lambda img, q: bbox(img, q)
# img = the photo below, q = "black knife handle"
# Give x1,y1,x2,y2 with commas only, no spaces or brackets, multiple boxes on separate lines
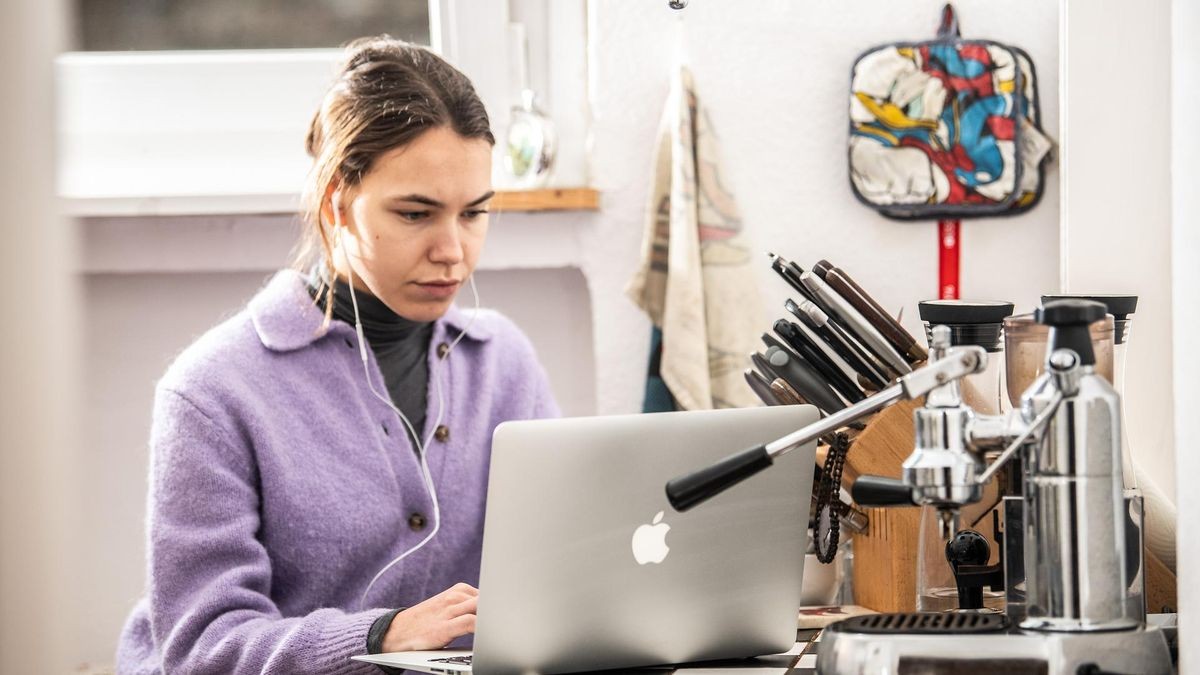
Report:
789,301,890,389
666,444,773,512
773,319,865,403
850,475,916,507
764,346,846,414
743,368,781,406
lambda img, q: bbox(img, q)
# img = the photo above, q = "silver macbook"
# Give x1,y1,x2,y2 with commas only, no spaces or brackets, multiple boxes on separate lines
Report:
353,404,817,674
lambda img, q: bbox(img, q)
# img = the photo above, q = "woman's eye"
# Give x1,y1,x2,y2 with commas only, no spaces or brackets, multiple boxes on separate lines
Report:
462,210,489,221
395,211,430,223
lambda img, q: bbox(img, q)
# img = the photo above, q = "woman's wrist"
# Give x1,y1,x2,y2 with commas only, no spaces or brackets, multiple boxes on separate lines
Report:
367,608,405,654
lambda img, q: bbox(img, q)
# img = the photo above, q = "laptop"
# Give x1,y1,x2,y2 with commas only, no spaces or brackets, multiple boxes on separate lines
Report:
353,404,818,675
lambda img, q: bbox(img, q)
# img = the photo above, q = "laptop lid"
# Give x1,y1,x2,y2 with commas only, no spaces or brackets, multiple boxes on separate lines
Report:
472,405,818,675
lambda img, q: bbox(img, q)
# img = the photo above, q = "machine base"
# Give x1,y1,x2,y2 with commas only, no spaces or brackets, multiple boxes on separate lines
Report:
817,615,1173,675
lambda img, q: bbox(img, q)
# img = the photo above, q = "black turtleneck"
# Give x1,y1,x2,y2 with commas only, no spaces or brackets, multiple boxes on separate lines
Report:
309,271,433,447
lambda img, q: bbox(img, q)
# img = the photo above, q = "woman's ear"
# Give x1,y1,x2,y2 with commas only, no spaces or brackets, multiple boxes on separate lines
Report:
321,178,344,230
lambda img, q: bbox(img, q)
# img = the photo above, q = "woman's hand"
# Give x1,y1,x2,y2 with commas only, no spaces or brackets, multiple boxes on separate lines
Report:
381,583,479,653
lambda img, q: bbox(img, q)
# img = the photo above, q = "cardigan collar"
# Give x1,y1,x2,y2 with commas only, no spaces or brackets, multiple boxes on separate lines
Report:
249,269,493,352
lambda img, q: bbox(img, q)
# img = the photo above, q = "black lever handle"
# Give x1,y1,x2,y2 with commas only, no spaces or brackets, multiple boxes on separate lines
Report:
850,475,916,506
946,529,998,610
666,444,772,512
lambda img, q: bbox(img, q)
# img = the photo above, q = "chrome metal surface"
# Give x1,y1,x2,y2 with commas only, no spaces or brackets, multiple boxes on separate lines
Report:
974,392,1061,486
763,384,903,460
899,347,985,400
815,319,1166,673
1017,360,1134,631
817,621,1173,675
905,406,983,507
1021,476,1136,631
762,347,986,462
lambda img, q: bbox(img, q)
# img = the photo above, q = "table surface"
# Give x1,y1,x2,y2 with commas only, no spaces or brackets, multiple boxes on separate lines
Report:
649,629,821,675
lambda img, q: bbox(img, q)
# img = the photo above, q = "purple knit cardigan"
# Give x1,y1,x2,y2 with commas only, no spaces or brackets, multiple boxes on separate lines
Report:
116,270,559,674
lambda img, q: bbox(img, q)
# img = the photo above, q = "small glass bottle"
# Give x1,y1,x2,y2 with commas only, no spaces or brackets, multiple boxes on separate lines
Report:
915,300,1014,613
501,23,556,188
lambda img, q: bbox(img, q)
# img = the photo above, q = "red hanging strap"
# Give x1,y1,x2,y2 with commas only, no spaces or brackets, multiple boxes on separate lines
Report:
938,219,961,300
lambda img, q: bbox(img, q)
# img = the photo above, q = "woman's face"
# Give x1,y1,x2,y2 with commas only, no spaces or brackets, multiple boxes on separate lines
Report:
330,126,493,322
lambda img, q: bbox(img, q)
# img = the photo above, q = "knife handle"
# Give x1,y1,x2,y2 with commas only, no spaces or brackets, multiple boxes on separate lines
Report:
770,258,818,304
763,329,862,397
773,320,865,403
824,266,928,364
769,378,808,406
744,368,782,406
764,346,846,414
800,271,912,377
812,259,834,279
751,351,779,382
791,303,890,390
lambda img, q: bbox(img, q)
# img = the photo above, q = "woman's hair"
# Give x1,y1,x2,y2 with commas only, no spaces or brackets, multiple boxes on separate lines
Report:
294,36,494,290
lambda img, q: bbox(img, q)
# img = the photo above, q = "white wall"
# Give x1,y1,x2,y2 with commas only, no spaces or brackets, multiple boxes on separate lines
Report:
1172,0,1198,668
0,2,77,674
580,0,1060,415
1060,0,1177,505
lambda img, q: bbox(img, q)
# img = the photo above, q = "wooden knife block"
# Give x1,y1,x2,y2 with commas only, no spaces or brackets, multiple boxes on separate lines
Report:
841,398,922,612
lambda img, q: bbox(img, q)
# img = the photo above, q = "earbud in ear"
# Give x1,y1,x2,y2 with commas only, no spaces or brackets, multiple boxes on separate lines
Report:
331,190,345,229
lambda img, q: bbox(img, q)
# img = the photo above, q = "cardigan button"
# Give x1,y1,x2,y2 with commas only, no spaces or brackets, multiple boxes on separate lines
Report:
408,513,427,531
434,425,450,443
436,342,450,358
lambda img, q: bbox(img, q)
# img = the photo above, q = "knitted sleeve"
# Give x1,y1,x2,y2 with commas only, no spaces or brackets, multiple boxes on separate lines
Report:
144,386,389,674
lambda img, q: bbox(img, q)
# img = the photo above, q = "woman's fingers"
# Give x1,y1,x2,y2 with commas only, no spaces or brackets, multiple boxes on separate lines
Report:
447,594,478,617
446,612,477,636
440,583,479,607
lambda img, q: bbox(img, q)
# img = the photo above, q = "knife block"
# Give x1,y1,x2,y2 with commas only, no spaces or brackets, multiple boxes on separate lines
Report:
842,398,922,612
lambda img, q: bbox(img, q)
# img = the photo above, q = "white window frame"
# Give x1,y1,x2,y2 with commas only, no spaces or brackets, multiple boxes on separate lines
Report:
57,0,588,218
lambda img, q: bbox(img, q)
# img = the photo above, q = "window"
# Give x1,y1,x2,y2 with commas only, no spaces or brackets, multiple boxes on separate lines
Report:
74,0,430,51
58,0,588,217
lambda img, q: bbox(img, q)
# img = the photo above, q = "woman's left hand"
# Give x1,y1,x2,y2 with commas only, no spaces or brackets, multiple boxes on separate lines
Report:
380,582,478,652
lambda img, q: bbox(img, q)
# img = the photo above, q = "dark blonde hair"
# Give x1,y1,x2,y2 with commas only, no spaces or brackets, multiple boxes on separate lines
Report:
294,36,494,307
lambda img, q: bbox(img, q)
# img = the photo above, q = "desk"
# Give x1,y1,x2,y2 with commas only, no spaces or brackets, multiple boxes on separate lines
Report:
652,629,820,675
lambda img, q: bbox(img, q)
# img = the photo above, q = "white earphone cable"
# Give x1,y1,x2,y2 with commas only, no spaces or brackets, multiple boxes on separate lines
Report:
331,205,482,611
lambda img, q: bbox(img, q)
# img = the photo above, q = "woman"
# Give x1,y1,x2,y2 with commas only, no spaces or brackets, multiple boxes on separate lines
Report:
116,37,559,674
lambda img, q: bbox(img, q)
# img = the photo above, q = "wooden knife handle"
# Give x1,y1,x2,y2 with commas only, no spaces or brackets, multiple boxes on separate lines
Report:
824,267,928,363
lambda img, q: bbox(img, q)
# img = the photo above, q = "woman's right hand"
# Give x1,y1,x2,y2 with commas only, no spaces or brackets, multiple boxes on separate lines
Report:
381,583,479,653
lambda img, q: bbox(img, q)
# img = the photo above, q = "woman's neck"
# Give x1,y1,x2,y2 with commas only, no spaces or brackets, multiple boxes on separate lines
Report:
309,266,431,349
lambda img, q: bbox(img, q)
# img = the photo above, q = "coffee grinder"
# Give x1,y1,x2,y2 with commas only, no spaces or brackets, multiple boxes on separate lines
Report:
666,300,1172,674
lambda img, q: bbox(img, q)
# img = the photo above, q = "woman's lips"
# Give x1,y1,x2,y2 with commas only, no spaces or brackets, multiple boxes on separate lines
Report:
413,280,461,300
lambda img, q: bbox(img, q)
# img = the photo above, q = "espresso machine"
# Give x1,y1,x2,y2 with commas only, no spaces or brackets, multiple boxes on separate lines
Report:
666,300,1173,674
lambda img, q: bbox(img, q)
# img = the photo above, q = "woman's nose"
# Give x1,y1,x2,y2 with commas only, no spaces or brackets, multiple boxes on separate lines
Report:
428,219,465,266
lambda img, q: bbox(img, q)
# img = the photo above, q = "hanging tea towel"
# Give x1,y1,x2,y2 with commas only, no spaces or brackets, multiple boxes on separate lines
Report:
626,67,763,411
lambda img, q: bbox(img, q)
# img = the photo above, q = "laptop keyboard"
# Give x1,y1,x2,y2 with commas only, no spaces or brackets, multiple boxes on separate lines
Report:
430,655,473,666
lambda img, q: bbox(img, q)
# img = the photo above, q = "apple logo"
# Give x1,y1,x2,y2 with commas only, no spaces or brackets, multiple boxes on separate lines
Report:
631,511,671,565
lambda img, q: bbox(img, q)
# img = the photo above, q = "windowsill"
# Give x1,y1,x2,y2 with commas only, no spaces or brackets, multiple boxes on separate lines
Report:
63,187,599,218
56,14,591,219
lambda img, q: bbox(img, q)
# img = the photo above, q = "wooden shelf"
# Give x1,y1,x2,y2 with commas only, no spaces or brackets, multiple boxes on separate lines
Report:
493,188,599,212
65,187,601,218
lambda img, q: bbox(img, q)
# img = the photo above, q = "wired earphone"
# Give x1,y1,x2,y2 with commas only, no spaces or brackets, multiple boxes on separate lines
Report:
330,192,482,611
